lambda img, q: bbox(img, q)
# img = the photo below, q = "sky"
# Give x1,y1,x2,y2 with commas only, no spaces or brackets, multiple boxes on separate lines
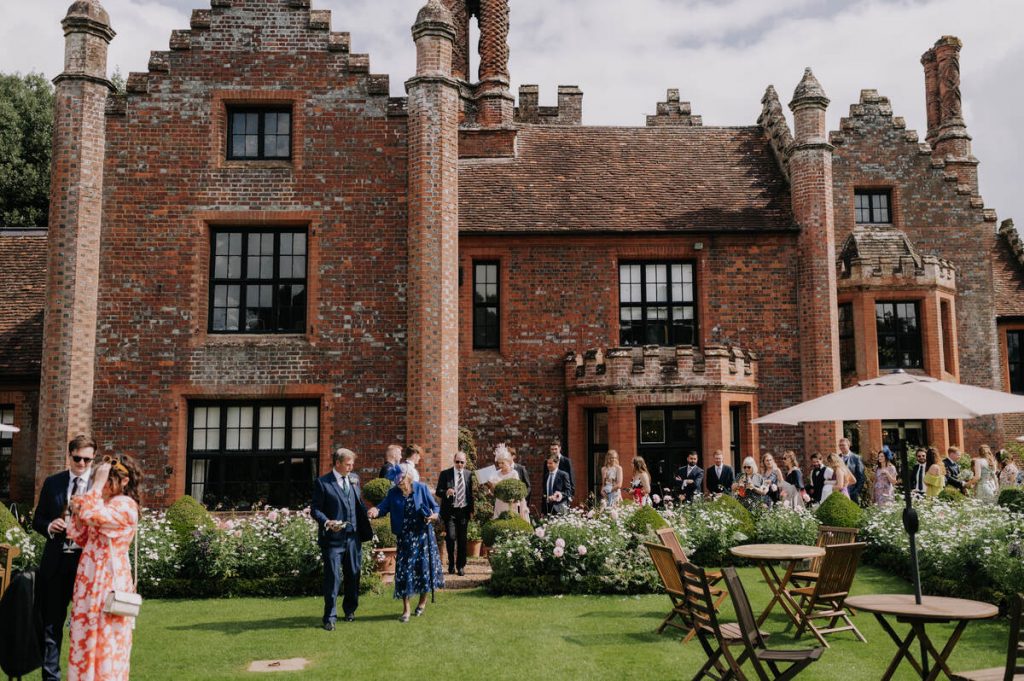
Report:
2,0,1021,232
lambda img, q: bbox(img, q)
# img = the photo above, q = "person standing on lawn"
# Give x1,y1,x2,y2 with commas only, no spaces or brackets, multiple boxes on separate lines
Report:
838,438,865,503
943,445,967,493
541,452,572,516
675,451,703,503
807,452,826,504
705,449,734,496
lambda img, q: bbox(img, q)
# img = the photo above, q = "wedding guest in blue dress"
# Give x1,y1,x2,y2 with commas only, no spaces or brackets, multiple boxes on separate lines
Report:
368,463,444,622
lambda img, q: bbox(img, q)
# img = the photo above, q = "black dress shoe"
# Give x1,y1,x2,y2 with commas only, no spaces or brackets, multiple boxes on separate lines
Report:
457,568,465,576
448,567,455,575
343,614,355,622
323,622,335,631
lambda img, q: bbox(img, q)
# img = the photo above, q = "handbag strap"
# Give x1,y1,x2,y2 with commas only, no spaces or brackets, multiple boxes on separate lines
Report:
103,513,140,593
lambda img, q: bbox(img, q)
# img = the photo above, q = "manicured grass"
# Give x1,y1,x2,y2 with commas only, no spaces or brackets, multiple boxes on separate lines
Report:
31,566,1008,680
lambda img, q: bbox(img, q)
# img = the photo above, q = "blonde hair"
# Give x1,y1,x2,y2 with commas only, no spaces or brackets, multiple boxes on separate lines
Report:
632,456,649,474
782,450,799,471
604,449,619,467
826,453,853,486
978,444,998,470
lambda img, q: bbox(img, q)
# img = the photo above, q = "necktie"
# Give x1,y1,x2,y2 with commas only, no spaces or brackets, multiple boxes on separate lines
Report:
71,477,81,497
547,473,554,497
917,466,924,491
455,472,465,507
341,476,349,493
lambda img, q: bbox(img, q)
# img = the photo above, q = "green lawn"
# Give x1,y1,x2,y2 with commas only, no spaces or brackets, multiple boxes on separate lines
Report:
32,567,1008,680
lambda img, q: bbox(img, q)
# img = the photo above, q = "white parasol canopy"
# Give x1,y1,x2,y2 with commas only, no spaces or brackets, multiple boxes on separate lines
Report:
752,370,1024,425
0,423,19,433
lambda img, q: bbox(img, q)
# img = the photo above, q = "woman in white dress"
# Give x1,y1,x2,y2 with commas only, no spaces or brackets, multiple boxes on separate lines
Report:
601,449,623,508
970,444,1000,503
819,461,836,504
489,445,530,521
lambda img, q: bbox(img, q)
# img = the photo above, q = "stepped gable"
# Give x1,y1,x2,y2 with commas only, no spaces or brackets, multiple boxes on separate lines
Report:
995,219,1024,317
0,229,47,377
459,126,794,233
646,89,702,127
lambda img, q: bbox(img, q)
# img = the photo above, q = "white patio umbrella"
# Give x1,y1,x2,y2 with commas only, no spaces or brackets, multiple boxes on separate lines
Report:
753,369,1024,604
0,424,19,433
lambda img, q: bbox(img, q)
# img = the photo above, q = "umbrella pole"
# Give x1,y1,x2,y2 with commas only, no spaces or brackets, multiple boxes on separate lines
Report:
899,440,923,605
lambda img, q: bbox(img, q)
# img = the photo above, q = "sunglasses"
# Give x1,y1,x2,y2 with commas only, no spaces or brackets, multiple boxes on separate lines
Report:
71,455,94,464
454,460,466,465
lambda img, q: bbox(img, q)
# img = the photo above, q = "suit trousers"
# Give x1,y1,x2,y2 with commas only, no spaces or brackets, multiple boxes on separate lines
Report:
41,550,81,681
443,507,470,570
321,536,361,623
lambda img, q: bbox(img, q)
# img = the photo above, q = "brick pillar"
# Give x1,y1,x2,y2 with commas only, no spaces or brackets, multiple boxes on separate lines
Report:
36,0,115,493
405,1,460,475
474,0,513,126
789,68,840,457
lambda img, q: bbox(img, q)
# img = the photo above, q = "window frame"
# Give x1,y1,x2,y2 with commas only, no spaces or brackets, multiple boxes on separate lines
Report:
618,260,699,348
1008,330,1024,395
854,189,893,225
226,106,293,161
0,405,13,498
838,302,856,372
208,227,308,335
875,300,923,370
472,260,500,350
185,399,320,509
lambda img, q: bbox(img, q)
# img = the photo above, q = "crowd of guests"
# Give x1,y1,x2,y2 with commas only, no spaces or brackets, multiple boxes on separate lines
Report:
31,435,142,681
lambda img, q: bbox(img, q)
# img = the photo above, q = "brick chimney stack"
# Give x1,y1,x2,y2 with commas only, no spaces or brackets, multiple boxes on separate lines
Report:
788,68,841,456
405,0,461,475
36,0,115,491
474,0,513,126
922,37,978,191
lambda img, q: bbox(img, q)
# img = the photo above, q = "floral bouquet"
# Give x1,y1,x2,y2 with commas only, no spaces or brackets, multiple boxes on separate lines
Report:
957,467,974,484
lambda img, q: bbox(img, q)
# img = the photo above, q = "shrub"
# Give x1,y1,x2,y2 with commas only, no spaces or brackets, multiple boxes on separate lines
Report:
752,505,819,546
710,495,755,537
494,478,527,503
937,486,966,504
458,427,477,468
473,498,494,524
481,515,532,546
362,478,392,506
467,519,482,541
0,503,19,537
623,504,668,534
815,493,864,528
997,487,1024,514
165,495,214,543
371,517,396,548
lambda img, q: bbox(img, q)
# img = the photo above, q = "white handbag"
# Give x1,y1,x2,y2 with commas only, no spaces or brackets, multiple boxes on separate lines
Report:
102,529,141,619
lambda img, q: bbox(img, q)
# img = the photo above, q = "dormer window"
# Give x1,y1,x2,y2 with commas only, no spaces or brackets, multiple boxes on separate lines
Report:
855,190,891,224
227,107,291,160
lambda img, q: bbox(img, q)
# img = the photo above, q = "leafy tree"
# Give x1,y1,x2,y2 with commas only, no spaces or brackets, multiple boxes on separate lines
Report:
0,72,53,226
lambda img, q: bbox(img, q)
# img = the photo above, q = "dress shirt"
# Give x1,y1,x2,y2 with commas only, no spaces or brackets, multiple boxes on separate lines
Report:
332,469,350,492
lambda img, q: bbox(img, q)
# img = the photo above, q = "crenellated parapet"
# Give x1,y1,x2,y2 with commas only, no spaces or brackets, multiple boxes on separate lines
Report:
837,226,957,291
646,89,702,127
999,219,1024,270
514,85,583,125
758,85,793,182
564,345,758,394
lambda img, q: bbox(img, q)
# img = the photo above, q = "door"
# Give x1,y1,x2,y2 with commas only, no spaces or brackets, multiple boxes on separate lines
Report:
636,407,701,496
586,409,609,503
882,420,926,450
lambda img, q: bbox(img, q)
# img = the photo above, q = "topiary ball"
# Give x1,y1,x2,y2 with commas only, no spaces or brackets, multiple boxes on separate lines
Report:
481,516,532,546
370,517,397,548
494,478,528,503
997,487,1024,514
624,505,668,534
711,494,756,537
814,492,864,528
165,494,215,543
362,477,393,506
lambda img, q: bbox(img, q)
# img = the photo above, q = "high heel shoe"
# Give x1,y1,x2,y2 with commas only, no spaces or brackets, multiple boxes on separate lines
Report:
399,613,410,623
413,605,425,617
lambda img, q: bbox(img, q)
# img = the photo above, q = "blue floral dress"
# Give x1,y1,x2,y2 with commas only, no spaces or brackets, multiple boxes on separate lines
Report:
393,494,445,599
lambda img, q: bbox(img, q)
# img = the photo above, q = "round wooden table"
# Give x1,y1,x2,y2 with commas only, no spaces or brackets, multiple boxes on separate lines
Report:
845,594,998,680
729,544,825,629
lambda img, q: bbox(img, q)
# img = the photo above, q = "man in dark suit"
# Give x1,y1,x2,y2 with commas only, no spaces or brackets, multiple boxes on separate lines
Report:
541,453,572,516
705,449,734,495
311,447,371,630
943,445,966,493
808,452,826,504
675,450,704,503
32,434,96,681
839,438,866,504
912,448,928,495
510,447,531,507
435,451,474,576
549,439,574,502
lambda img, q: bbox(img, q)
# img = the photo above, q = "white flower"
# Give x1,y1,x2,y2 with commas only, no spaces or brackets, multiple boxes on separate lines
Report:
555,537,566,548
577,545,587,556
553,546,564,558
535,527,546,538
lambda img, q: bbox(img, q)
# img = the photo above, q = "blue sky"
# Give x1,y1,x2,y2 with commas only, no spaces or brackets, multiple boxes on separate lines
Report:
3,0,1021,231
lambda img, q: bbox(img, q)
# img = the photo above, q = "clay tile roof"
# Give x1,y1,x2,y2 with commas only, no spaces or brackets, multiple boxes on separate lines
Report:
994,222,1024,318
0,229,47,377
459,126,794,233
839,226,919,266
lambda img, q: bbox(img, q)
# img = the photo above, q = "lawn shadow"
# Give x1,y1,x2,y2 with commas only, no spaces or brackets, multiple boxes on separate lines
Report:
577,609,665,619
563,632,665,646
165,613,405,635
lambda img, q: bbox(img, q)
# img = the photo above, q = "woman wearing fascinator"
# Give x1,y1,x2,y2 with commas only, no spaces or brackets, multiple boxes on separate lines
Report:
368,463,445,622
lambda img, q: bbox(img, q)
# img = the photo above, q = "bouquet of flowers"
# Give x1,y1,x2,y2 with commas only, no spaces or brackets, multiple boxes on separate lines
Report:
957,467,974,484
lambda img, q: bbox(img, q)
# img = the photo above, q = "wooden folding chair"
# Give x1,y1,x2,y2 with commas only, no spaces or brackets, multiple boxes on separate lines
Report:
655,527,728,610
0,543,20,600
721,567,825,680
787,542,867,648
645,542,698,642
953,592,1023,681
790,525,859,587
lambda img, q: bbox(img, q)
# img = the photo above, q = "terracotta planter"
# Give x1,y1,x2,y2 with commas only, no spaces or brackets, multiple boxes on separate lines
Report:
374,547,397,575
480,543,491,558
466,539,482,558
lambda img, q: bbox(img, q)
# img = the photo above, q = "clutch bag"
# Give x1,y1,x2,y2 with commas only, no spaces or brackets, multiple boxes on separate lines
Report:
103,590,142,618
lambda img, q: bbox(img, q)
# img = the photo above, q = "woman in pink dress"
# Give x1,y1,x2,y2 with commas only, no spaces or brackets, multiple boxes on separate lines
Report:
67,456,142,681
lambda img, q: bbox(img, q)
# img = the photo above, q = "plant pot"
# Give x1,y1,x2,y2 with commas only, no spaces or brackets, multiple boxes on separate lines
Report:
374,547,397,575
480,543,491,558
466,539,482,558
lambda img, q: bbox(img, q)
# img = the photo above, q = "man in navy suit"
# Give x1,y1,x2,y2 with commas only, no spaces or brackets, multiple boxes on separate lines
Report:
541,453,572,516
32,435,96,681
675,451,704,503
549,439,574,503
435,451,474,576
312,448,371,630
839,438,866,504
943,445,967,493
705,449,735,495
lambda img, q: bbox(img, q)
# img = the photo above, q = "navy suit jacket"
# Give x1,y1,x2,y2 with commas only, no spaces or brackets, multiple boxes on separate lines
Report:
311,472,371,547
435,467,474,520
843,452,866,498
676,464,704,501
556,456,574,497
32,471,74,580
541,469,572,515
705,465,735,495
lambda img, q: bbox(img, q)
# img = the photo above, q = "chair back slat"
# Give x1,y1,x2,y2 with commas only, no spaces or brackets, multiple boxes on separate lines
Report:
645,542,685,596
655,527,689,566
680,562,718,632
810,525,860,573
1009,592,1023,679
722,566,766,650
813,542,866,598
0,543,20,599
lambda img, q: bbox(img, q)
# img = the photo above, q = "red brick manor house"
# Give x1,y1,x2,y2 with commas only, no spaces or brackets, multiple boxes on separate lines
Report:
1,0,1022,508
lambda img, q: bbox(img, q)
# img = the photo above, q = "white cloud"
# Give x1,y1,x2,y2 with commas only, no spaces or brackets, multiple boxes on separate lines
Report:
1,0,1020,225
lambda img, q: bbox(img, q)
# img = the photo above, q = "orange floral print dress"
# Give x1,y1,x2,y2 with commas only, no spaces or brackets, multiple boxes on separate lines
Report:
66,490,139,681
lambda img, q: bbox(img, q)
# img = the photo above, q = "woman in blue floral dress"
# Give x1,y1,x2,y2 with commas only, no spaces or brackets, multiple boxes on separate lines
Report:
368,463,444,622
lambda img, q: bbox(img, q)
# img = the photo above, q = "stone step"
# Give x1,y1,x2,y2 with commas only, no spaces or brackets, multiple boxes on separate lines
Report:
379,557,491,590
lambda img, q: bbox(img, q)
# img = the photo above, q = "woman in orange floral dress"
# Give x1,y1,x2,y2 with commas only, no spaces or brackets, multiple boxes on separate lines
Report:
67,456,142,681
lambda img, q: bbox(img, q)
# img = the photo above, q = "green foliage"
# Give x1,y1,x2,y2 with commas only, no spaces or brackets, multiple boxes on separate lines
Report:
362,478,392,506
467,519,482,541
815,492,864,528
493,478,527,503
473,497,494,524
0,73,53,226
481,515,531,546
370,517,396,548
623,504,668,534
751,506,820,546
458,426,477,468
0,502,19,536
710,494,755,537
937,486,966,504
165,495,215,543
997,487,1024,514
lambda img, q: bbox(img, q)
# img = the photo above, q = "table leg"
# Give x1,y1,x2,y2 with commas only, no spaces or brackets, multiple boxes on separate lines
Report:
919,620,968,681
769,560,806,631
875,614,924,680
754,561,781,626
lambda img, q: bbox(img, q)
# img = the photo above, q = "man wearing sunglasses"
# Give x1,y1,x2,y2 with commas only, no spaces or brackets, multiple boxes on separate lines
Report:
435,451,474,576
32,434,96,681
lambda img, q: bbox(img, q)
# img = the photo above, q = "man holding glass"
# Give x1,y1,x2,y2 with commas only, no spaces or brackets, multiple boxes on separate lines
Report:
435,451,474,576
32,435,95,681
